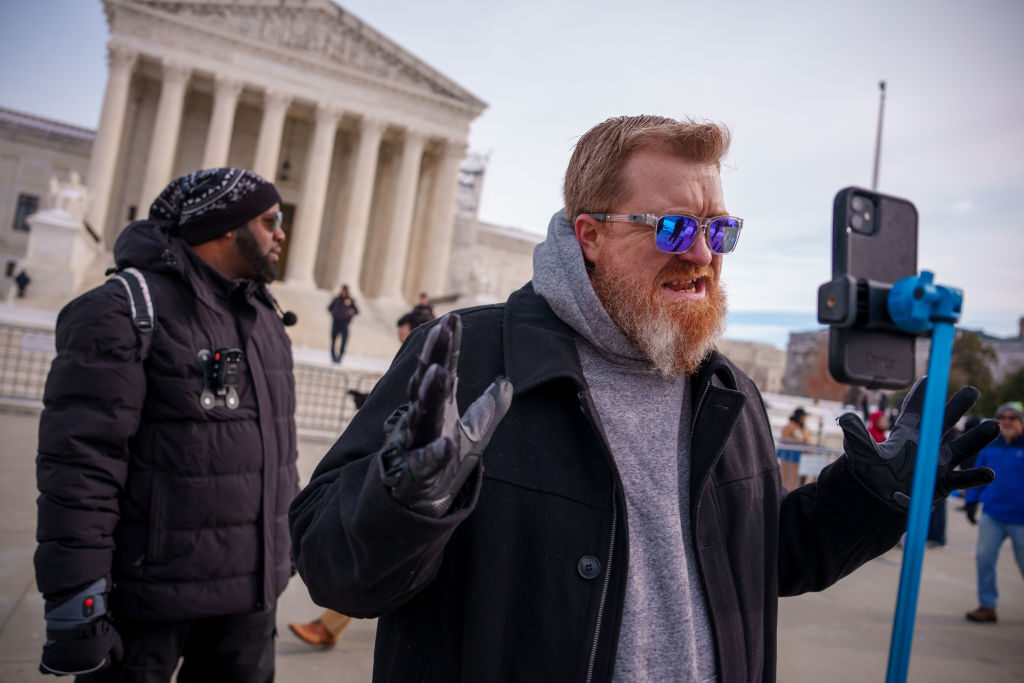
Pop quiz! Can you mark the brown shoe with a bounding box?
[288,619,340,646]
[965,606,997,623]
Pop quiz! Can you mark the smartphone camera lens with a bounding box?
[849,196,873,234]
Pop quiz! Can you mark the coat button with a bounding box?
[577,555,601,580]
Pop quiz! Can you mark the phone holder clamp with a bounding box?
[818,275,902,333]
[887,270,962,335]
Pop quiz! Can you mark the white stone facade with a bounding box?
[0,1,544,359]
[0,0,544,357]
[0,108,93,298]
[90,0,484,309]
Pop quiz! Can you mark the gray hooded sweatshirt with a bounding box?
[533,210,718,682]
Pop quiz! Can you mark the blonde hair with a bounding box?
[563,115,731,223]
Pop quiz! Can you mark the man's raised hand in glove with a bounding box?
[378,313,513,518]
[839,377,998,513]
[40,577,122,676]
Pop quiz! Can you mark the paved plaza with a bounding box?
[0,404,1021,682]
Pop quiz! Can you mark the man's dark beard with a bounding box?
[590,258,728,377]
[234,226,278,284]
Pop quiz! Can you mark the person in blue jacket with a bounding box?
[964,400,1024,623]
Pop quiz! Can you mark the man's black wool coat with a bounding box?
[289,283,904,682]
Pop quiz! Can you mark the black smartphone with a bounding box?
[824,186,918,389]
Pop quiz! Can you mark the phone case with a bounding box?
[828,187,919,389]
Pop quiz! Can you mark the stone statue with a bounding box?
[47,171,90,222]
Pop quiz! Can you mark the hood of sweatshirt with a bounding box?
[532,210,654,370]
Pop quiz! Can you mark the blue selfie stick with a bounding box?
[885,271,962,683]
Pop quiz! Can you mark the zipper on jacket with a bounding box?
[688,376,728,679]
[689,380,712,448]
[586,489,617,683]
[578,388,619,683]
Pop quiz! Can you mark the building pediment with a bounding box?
[112,0,486,111]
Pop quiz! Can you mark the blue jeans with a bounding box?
[975,512,1024,609]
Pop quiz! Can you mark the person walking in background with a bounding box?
[396,311,421,343]
[781,407,813,444]
[964,401,1024,623]
[958,414,983,472]
[328,284,358,364]
[410,291,435,326]
[867,410,890,443]
[34,168,299,680]
[289,609,353,649]
[14,269,30,298]
[925,417,971,549]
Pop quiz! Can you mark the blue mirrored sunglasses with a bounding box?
[588,213,743,255]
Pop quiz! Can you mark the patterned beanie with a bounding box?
[149,168,281,245]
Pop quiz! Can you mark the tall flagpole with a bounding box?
[871,80,887,190]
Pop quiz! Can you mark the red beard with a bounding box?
[591,258,727,377]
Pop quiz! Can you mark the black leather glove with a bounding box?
[839,377,998,513]
[379,313,513,518]
[40,578,123,676]
[964,502,979,525]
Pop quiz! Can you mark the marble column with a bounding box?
[85,44,137,242]
[376,130,425,300]
[140,60,192,209]
[285,104,340,288]
[201,75,244,169]
[333,117,385,295]
[252,89,291,181]
[420,140,467,297]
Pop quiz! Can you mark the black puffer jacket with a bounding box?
[290,283,905,682]
[35,220,298,621]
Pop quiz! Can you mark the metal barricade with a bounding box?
[292,363,382,437]
[0,321,383,436]
[0,323,56,403]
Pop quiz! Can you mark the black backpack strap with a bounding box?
[111,267,156,361]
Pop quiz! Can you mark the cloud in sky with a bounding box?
[0,0,1021,342]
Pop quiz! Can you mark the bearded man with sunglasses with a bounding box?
[290,116,997,681]
[35,168,298,681]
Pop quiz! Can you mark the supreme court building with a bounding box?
[1,0,541,355]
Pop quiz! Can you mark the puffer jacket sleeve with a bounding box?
[288,323,480,619]
[34,282,147,597]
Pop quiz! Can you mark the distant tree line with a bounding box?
[947,330,1023,417]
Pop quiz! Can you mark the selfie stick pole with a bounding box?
[885,271,962,683]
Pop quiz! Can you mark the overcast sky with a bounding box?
[1,0,1021,346]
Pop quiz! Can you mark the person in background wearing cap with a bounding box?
[964,400,1024,623]
[781,407,813,444]
[34,168,299,680]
